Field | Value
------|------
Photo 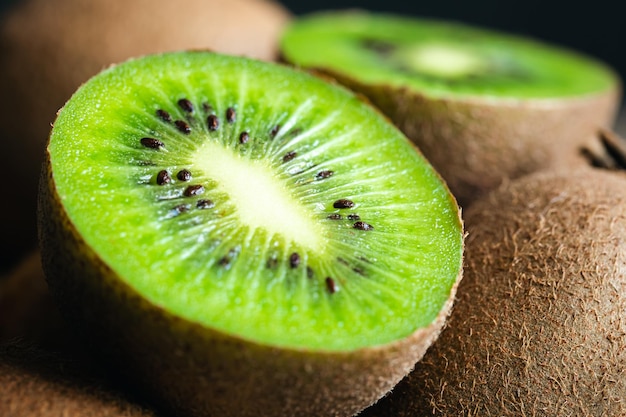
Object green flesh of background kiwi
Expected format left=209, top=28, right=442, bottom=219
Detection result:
left=279, top=11, right=621, bottom=206
left=280, top=12, right=614, bottom=99
left=39, top=51, right=464, bottom=416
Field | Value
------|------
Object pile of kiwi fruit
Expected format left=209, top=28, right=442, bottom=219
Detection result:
left=1, top=1, right=625, bottom=416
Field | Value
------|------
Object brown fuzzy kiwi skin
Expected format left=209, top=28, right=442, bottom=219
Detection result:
left=300, top=67, right=621, bottom=207
left=0, top=342, right=159, bottom=417
left=0, top=0, right=292, bottom=272
left=38, top=142, right=463, bottom=416
left=359, top=168, right=626, bottom=417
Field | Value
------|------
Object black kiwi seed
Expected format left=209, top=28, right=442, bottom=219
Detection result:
left=315, top=170, right=334, bottom=180
left=156, top=170, right=171, bottom=185
left=337, top=257, right=349, bottom=266
left=239, top=131, right=249, bottom=144
left=177, top=169, right=192, bottom=182
left=282, top=151, right=297, bottom=163
left=266, top=256, right=278, bottom=269
left=353, top=266, right=365, bottom=276
left=172, top=204, right=190, bottom=215
left=325, top=277, right=338, bottom=294
left=175, top=120, right=191, bottom=134
left=140, top=137, right=164, bottom=149
left=207, top=115, right=220, bottom=131
left=333, top=199, right=354, bottom=209
left=347, top=214, right=360, bottom=221
left=178, top=98, right=194, bottom=113
left=327, top=214, right=342, bottom=220
left=156, top=109, right=172, bottom=123
left=307, top=266, right=314, bottom=279
left=202, top=102, right=212, bottom=112
left=353, top=221, right=374, bottom=231
left=269, top=124, right=280, bottom=138
left=289, top=252, right=300, bottom=268
left=183, top=185, right=204, bottom=197
left=226, top=107, right=236, bottom=123
left=196, top=199, right=215, bottom=209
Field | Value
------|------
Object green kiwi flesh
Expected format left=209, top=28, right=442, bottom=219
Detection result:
left=280, top=10, right=621, bottom=205
left=38, top=51, right=464, bottom=416
left=360, top=168, right=626, bottom=416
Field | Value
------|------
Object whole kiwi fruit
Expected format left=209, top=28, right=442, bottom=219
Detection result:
left=38, top=51, right=464, bottom=417
left=360, top=167, right=626, bottom=416
left=0, top=341, right=159, bottom=417
left=0, top=0, right=292, bottom=271
left=280, top=10, right=621, bottom=206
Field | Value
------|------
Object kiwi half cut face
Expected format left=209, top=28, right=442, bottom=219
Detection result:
left=280, top=11, right=615, bottom=99
left=39, top=51, right=463, bottom=416
left=279, top=11, right=620, bottom=206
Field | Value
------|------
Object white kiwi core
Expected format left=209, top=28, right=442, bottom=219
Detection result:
left=193, top=141, right=325, bottom=252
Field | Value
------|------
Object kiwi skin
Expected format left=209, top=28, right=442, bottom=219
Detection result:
left=0, top=341, right=159, bottom=417
left=0, top=0, right=292, bottom=272
left=38, top=126, right=463, bottom=416
left=381, top=86, right=619, bottom=207
left=294, top=60, right=620, bottom=207
left=360, top=168, right=626, bottom=416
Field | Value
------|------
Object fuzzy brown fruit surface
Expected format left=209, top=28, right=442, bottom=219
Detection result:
left=334, top=77, right=620, bottom=206
left=0, top=342, right=159, bottom=417
left=360, top=168, right=626, bottom=416
left=0, top=0, right=292, bottom=271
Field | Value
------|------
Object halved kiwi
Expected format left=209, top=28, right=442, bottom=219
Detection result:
left=38, top=51, right=464, bottom=417
left=280, top=10, right=621, bottom=205
left=360, top=166, right=626, bottom=416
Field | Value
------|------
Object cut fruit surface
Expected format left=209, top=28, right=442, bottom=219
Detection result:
left=45, top=51, right=463, bottom=352
left=280, top=11, right=616, bottom=99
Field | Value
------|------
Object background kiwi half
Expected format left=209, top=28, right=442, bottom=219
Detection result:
left=0, top=0, right=292, bottom=272
left=360, top=167, right=626, bottom=416
left=38, top=51, right=464, bottom=417
left=280, top=10, right=621, bottom=206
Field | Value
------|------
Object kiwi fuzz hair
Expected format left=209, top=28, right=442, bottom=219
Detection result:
left=316, top=70, right=620, bottom=207
left=360, top=168, right=626, bottom=416
left=0, top=342, right=159, bottom=417
left=0, top=0, right=292, bottom=272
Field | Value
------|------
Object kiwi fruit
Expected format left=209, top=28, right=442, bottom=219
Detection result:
left=0, top=341, right=159, bottom=417
left=38, top=50, right=464, bottom=417
left=0, top=0, right=292, bottom=272
left=359, top=166, right=626, bottom=416
left=279, top=10, right=621, bottom=206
